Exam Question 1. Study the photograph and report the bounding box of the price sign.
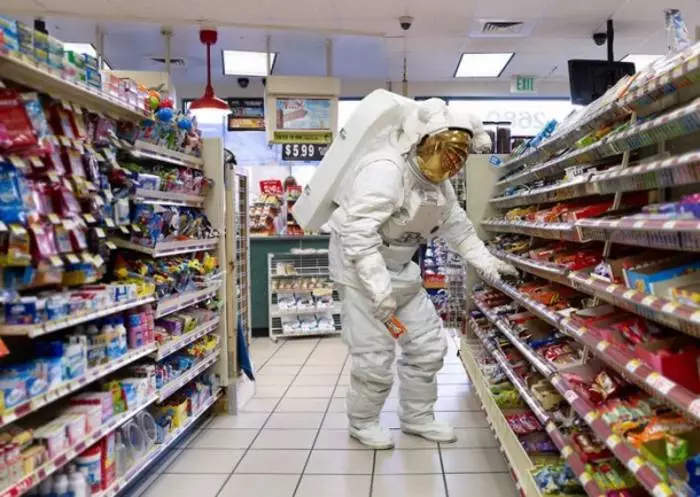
[281,143,327,162]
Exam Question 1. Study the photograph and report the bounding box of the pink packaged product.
[125,306,155,348]
[69,391,114,423]
[66,404,102,433]
[56,413,87,444]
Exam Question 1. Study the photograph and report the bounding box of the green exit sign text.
[511,75,537,94]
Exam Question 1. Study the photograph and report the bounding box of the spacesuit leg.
[340,285,396,449]
[395,288,456,442]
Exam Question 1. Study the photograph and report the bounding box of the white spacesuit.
[292,91,517,449]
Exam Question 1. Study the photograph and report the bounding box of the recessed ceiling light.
[454,52,514,78]
[621,54,663,71]
[222,50,276,77]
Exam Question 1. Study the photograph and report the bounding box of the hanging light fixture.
[189,27,230,123]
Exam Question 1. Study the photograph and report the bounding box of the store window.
[447,99,579,136]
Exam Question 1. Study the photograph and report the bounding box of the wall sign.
[227,98,265,131]
[511,75,537,94]
[281,142,327,162]
[272,130,333,144]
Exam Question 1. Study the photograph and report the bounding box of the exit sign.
[512,75,537,94]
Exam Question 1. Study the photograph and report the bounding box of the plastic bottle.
[38,476,54,497]
[53,473,71,497]
[113,316,128,356]
[101,319,115,360]
[69,468,90,497]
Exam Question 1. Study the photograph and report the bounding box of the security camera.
[399,15,414,31]
[237,77,250,88]
[593,32,607,46]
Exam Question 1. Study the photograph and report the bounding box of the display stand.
[469,47,700,497]
[0,46,231,497]
[267,251,341,341]
[235,172,252,345]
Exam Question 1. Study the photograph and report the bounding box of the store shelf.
[155,284,221,319]
[548,373,676,497]
[471,299,554,377]
[469,315,609,497]
[488,249,570,286]
[473,294,681,497]
[110,238,219,258]
[0,295,155,338]
[0,344,157,428]
[575,217,700,251]
[482,219,583,242]
[0,51,148,122]
[269,303,341,317]
[122,140,205,170]
[619,53,700,113]
[568,271,700,338]
[132,189,206,208]
[0,394,158,497]
[479,276,700,425]
[590,150,700,195]
[490,177,594,209]
[95,389,221,497]
[157,349,220,402]
[457,335,542,497]
[155,317,221,361]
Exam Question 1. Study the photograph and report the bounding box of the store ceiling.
[2,0,697,84]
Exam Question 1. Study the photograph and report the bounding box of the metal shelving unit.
[235,172,252,345]
[473,44,700,497]
[267,251,341,341]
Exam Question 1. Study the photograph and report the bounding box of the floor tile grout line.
[438,443,450,497]
[291,349,349,497]
[212,338,325,497]
[368,450,377,497]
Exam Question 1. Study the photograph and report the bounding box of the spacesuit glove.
[354,252,396,322]
[457,238,517,282]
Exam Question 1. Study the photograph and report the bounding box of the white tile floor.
[127,334,519,497]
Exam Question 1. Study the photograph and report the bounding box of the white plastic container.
[69,468,90,497]
[53,474,70,497]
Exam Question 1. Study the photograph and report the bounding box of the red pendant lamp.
[189,28,230,121]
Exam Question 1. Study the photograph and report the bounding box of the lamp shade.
[189,28,230,123]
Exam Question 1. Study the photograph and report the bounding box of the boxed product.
[624,256,700,294]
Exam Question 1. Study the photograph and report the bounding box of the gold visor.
[415,129,471,183]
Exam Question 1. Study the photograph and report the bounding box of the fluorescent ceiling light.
[223,50,275,76]
[63,42,112,70]
[454,52,514,78]
[621,54,663,71]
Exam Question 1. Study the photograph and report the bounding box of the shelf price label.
[281,143,327,162]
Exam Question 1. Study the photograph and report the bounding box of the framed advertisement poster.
[227,98,265,131]
[275,98,332,130]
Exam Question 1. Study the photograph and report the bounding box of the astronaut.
[326,96,517,449]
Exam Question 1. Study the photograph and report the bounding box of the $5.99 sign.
[281,143,327,162]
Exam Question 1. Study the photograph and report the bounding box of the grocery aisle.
[127,334,518,497]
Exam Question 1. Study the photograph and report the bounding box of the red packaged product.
[0,89,38,152]
[29,223,58,261]
[51,183,82,217]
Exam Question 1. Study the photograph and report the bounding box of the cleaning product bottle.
[53,473,70,497]
[101,318,115,360]
[68,466,90,497]
[113,316,128,356]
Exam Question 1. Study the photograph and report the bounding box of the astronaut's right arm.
[339,160,403,321]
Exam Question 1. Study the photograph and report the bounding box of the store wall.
[177,78,571,100]
[185,77,574,197]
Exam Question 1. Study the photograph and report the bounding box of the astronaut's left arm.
[436,181,517,280]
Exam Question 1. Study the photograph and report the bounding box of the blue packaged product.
[16,21,33,58]
[85,68,102,89]
[47,36,63,71]
[0,16,19,52]
[0,371,29,410]
[0,160,30,224]
[5,297,39,325]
